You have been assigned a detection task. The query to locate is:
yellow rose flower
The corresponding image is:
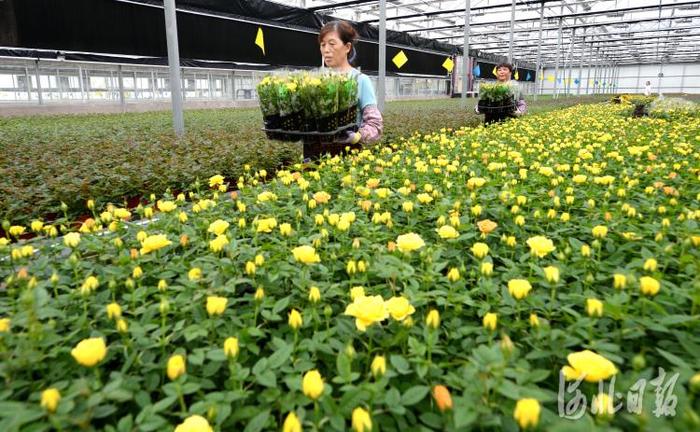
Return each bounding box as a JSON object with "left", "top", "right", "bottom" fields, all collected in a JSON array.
[
  {"left": 186, "top": 267, "right": 202, "bottom": 282},
  {"left": 562, "top": 350, "right": 617, "bottom": 382},
  {"left": 40, "top": 388, "right": 61, "bottom": 413},
  {"left": 302, "top": 369, "right": 324, "bottom": 400},
  {"left": 209, "top": 235, "right": 229, "bottom": 253},
  {"left": 508, "top": 279, "right": 532, "bottom": 300},
  {"left": 9, "top": 225, "right": 26, "bottom": 237},
  {"left": 174, "top": 415, "right": 213, "bottom": 432},
  {"left": 513, "top": 398, "right": 541, "bottom": 429},
  {"left": 206, "top": 296, "right": 227, "bottom": 316},
  {"left": 80, "top": 275, "right": 99, "bottom": 295},
  {"left": 71, "top": 337, "right": 107, "bottom": 367},
  {"left": 396, "top": 233, "right": 425, "bottom": 253},
  {"left": 640, "top": 276, "right": 661, "bottom": 296},
  {"left": 167, "top": 354, "right": 186, "bottom": 380},
  {"left": 526, "top": 236, "right": 556, "bottom": 258},
  {"left": 437, "top": 225, "right": 459, "bottom": 239},
  {"left": 140, "top": 234, "right": 172, "bottom": 255},
  {"left": 279, "top": 223, "right": 293, "bottom": 236},
  {"left": 63, "top": 232, "right": 81, "bottom": 248},
  {"left": 352, "top": 407, "right": 372, "bottom": 432},
  {"left": 292, "top": 245, "right": 321, "bottom": 264},
  {"left": 207, "top": 219, "right": 229, "bottom": 236},
  {"left": 471, "top": 242, "right": 489, "bottom": 259},
  {"left": 384, "top": 296, "right": 416, "bottom": 321},
  {"left": 208, "top": 174, "right": 224, "bottom": 187},
  {"left": 344, "top": 295, "right": 389, "bottom": 331},
  {"left": 477, "top": 219, "right": 498, "bottom": 234},
  {"left": 157, "top": 200, "right": 177, "bottom": 213},
  {"left": 592, "top": 225, "right": 608, "bottom": 238}
]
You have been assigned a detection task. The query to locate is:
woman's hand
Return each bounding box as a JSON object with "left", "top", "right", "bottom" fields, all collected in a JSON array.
[{"left": 336, "top": 130, "right": 361, "bottom": 145}]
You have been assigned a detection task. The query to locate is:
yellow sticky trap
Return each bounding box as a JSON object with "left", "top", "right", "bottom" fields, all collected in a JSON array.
[
  {"left": 492, "top": 65, "right": 498, "bottom": 76},
  {"left": 442, "top": 57, "right": 454, "bottom": 73},
  {"left": 547, "top": 75, "right": 555, "bottom": 82},
  {"left": 392, "top": 50, "right": 408, "bottom": 69},
  {"left": 255, "top": 27, "right": 265, "bottom": 55},
  {"left": 514, "top": 70, "right": 519, "bottom": 80}
]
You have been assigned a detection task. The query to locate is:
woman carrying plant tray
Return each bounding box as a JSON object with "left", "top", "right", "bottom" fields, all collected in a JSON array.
[
  {"left": 475, "top": 62, "right": 527, "bottom": 125},
  {"left": 303, "top": 20, "right": 384, "bottom": 161}
]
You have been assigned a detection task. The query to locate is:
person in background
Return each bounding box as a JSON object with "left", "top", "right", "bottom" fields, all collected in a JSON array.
[
  {"left": 304, "top": 20, "right": 383, "bottom": 161},
  {"left": 644, "top": 80, "right": 652, "bottom": 96},
  {"left": 475, "top": 62, "right": 527, "bottom": 124}
]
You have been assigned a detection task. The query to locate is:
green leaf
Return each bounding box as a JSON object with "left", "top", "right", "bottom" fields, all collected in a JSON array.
[
  {"left": 401, "top": 385, "right": 430, "bottom": 406},
  {"left": 243, "top": 409, "right": 270, "bottom": 432},
  {"left": 267, "top": 342, "right": 293, "bottom": 369}
]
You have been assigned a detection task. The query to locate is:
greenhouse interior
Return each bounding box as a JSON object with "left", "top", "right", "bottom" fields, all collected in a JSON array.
[{"left": 0, "top": 0, "right": 699, "bottom": 431}]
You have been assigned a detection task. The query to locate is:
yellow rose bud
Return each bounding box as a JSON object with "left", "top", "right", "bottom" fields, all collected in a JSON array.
[
  {"left": 132, "top": 266, "right": 143, "bottom": 279},
  {"left": 643, "top": 258, "right": 658, "bottom": 272},
  {"left": 613, "top": 273, "right": 627, "bottom": 289},
  {"left": 483, "top": 313, "right": 498, "bottom": 331},
  {"left": 224, "top": 337, "right": 239, "bottom": 358},
  {"left": 302, "top": 369, "right": 324, "bottom": 400},
  {"left": 116, "top": 318, "right": 128, "bottom": 333},
  {"left": 426, "top": 309, "right": 440, "bottom": 329},
  {"left": 529, "top": 313, "right": 540, "bottom": 327},
  {"left": 0, "top": 317, "right": 10, "bottom": 332},
  {"left": 292, "top": 245, "right": 321, "bottom": 264},
  {"left": 308, "top": 286, "right": 321, "bottom": 303},
  {"left": 288, "top": 309, "right": 303, "bottom": 330},
  {"left": 158, "top": 279, "right": 168, "bottom": 291},
  {"left": 352, "top": 407, "right": 372, "bottom": 432},
  {"left": 188, "top": 267, "right": 202, "bottom": 281},
  {"left": 254, "top": 287, "right": 265, "bottom": 302},
  {"left": 63, "top": 232, "right": 81, "bottom": 248},
  {"left": 586, "top": 298, "right": 604, "bottom": 317},
  {"left": 592, "top": 225, "right": 608, "bottom": 238},
  {"left": 106, "top": 302, "right": 122, "bottom": 320},
  {"left": 447, "top": 267, "right": 460, "bottom": 282},
  {"left": 481, "top": 262, "right": 494, "bottom": 276},
  {"left": 282, "top": 412, "right": 301, "bottom": 432},
  {"left": 640, "top": 276, "right": 661, "bottom": 296},
  {"left": 514, "top": 398, "right": 541, "bottom": 429},
  {"left": 167, "top": 354, "right": 186, "bottom": 380},
  {"left": 371, "top": 355, "right": 386, "bottom": 378},
  {"left": 543, "top": 266, "right": 559, "bottom": 283},
  {"left": 591, "top": 392, "right": 615, "bottom": 417},
  {"left": 40, "top": 388, "right": 61, "bottom": 413}
]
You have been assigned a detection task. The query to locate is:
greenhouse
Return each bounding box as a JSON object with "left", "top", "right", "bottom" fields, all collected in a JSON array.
[{"left": 0, "top": 0, "right": 699, "bottom": 431}]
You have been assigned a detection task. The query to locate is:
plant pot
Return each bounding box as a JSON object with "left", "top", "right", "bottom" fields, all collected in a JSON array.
[{"left": 478, "top": 98, "right": 516, "bottom": 115}]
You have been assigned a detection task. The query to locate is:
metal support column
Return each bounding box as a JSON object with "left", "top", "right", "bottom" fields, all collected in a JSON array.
[
  {"left": 533, "top": 0, "right": 545, "bottom": 100},
  {"left": 461, "top": 0, "right": 471, "bottom": 105},
  {"left": 553, "top": 13, "right": 564, "bottom": 99},
  {"left": 34, "top": 60, "right": 43, "bottom": 105},
  {"left": 78, "top": 66, "right": 85, "bottom": 101},
  {"left": 635, "top": 64, "right": 641, "bottom": 94},
  {"left": 164, "top": 0, "right": 185, "bottom": 136},
  {"left": 584, "top": 42, "right": 591, "bottom": 95},
  {"left": 231, "top": 71, "right": 236, "bottom": 100},
  {"left": 680, "top": 64, "right": 687, "bottom": 93},
  {"left": 151, "top": 71, "right": 157, "bottom": 100},
  {"left": 84, "top": 68, "right": 91, "bottom": 100},
  {"left": 565, "top": 28, "right": 576, "bottom": 96},
  {"left": 377, "top": 0, "right": 387, "bottom": 111},
  {"left": 117, "top": 65, "right": 126, "bottom": 111},
  {"left": 577, "top": 33, "right": 585, "bottom": 95},
  {"left": 24, "top": 66, "right": 31, "bottom": 102},
  {"left": 508, "top": 0, "right": 516, "bottom": 62},
  {"left": 56, "top": 68, "right": 62, "bottom": 100}
]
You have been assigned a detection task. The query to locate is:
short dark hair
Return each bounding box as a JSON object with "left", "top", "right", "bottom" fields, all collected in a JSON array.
[
  {"left": 319, "top": 20, "right": 359, "bottom": 64},
  {"left": 496, "top": 63, "right": 514, "bottom": 72}
]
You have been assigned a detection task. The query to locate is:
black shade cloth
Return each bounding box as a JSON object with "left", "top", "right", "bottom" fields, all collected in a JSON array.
[{"left": 0, "top": 0, "right": 463, "bottom": 76}]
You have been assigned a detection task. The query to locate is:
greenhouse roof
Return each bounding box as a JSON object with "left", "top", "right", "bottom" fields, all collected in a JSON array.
[{"left": 287, "top": 0, "right": 700, "bottom": 65}]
